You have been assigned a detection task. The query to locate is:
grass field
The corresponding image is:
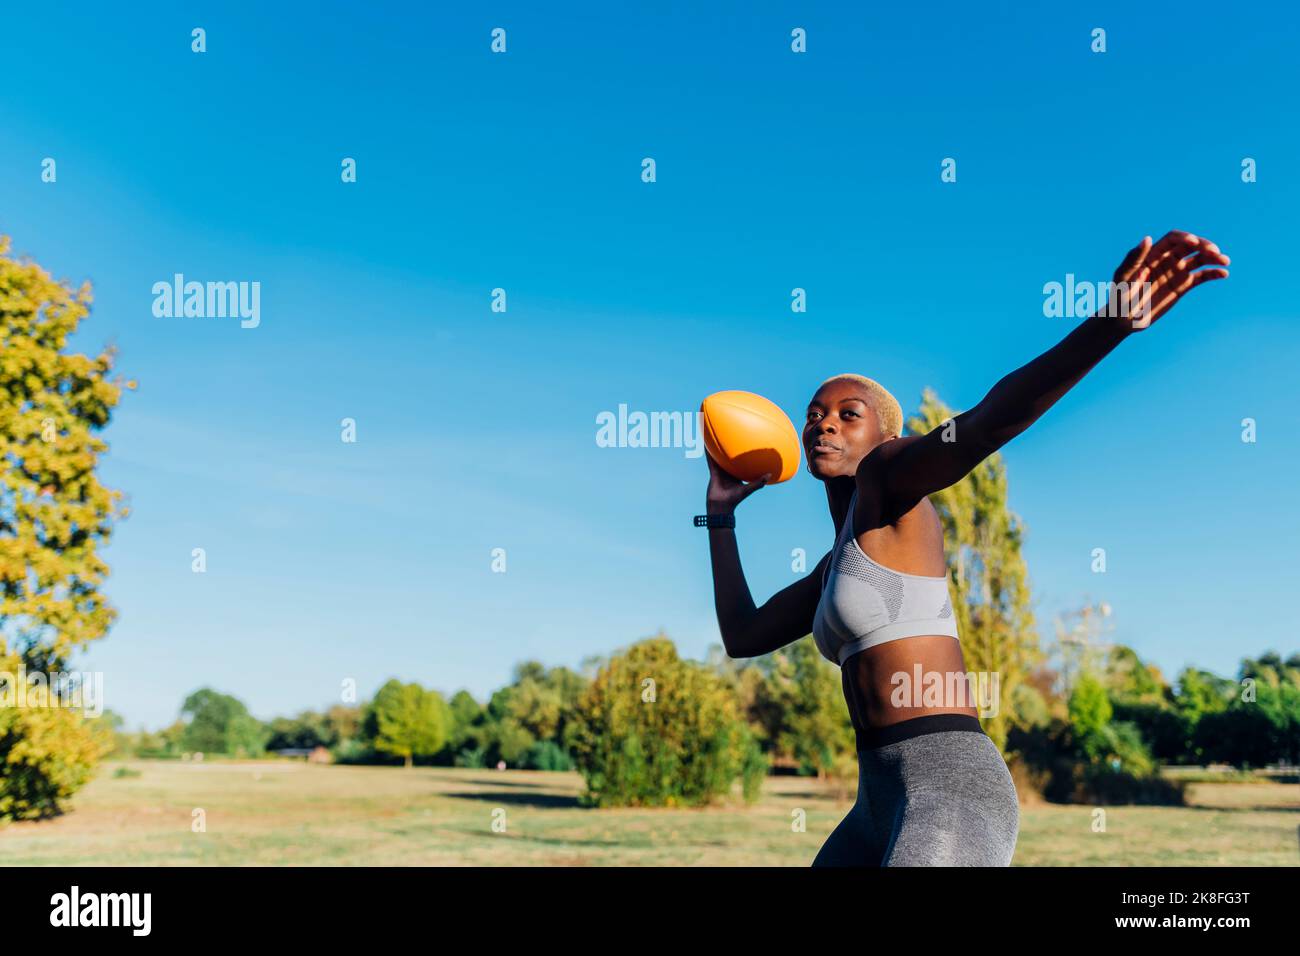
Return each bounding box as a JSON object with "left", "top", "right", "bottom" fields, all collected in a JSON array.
[{"left": 1, "top": 760, "right": 1296, "bottom": 866}]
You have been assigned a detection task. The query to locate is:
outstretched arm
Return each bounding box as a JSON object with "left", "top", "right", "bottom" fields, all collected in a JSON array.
[{"left": 863, "top": 230, "right": 1230, "bottom": 524}]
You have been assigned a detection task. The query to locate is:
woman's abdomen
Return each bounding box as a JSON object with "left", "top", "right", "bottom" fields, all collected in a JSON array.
[{"left": 842, "top": 636, "right": 981, "bottom": 733}]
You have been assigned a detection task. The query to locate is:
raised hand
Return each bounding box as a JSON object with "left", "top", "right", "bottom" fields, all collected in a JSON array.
[
  {"left": 1108, "top": 230, "right": 1230, "bottom": 330},
  {"left": 705, "top": 451, "right": 769, "bottom": 516}
]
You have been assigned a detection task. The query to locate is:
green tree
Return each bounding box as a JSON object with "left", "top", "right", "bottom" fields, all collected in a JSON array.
[
  {"left": 446, "top": 689, "right": 487, "bottom": 765},
  {"left": 1101, "top": 644, "right": 1193, "bottom": 763},
  {"left": 905, "top": 389, "right": 1040, "bottom": 749},
  {"left": 364, "top": 680, "right": 449, "bottom": 768},
  {"left": 1068, "top": 672, "right": 1113, "bottom": 762},
  {"left": 484, "top": 662, "right": 587, "bottom": 769},
  {"left": 0, "top": 237, "right": 129, "bottom": 664},
  {"left": 1194, "top": 674, "right": 1300, "bottom": 767},
  {"left": 1103, "top": 645, "right": 1168, "bottom": 706},
  {"left": 1173, "top": 667, "right": 1235, "bottom": 727},
  {"left": 0, "top": 237, "right": 129, "bottom": 818},
  {"left": 738, "top": 638, "right": 853, "bottom": 778},
  {"left": 1109, "top": 699, "right": 1193, "bottom": 763},
  {"left": 484, "top": 686, "right": 535, "bottom": 766},
  {"left": 179, "top": 688, "right": 268, "bottom": 757},
  {"left": 448, "top": 690, "right": 483, "bottom": 740},
  {"left": 158, "top": 719, "right": 186, "bottom": 756},
  {"left": 567, "top": 633, "right": 763, "bottom": 807},
  {"left": 1240, "top": 651, "right": 1300, "bottom": 691},
  {"left": 265, "top": 710, "right": 332, "bottom": 750},
  {"left": 324, "top": 704, "right": 361, "bottom": 747}
]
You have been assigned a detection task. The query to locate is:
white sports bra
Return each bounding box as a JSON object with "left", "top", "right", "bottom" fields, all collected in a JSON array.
[{"left": 812, "top": 488, "right": 959, "bottom": 666}]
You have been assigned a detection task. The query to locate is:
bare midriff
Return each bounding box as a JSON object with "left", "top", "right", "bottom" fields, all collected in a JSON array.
[{"left": 841, "top": 635, "right": 979, "bottom": 731}]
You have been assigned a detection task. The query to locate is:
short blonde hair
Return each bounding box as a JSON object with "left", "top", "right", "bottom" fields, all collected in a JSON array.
[{"left": 818, "top": 373, "right": 903, "bottom": 439}]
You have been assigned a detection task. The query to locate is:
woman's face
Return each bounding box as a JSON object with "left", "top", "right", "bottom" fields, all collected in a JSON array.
[{"left": 803, "top": 380, "right": 885, "bottom": 480}]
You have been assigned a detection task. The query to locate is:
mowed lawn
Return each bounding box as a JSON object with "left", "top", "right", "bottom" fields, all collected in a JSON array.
[{"left": 1, "top": 760, "right": 1296, "bottom": 866}]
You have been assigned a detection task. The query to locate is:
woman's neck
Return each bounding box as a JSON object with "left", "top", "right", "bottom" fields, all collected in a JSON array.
[{"left": 824, "top": 475, "right": 856, "bottom": 533}]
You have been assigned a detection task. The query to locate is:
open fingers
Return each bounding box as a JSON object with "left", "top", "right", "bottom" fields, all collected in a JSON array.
[
  {"left": 1193, "top": 238, "right": 1226, "bottom": 260},
  {"left": 1143, "top": 232, "right": 1202, "bottom": 278},
  {"left": 1136, "top": 266, "right": 1228, "bottom": 325},
  {"left": 1146, "top": 230, "right": 1200, "bottom": 264},
  {"left": 1134, "top": 237, "right": 1226, "bottom": 290},
  {"left": 1179, "top": 247, "right": 1230, "bottom": 271},
  {"left": 1166, "top": 264, "right": 1229, "bottom": 295},
  {"left": 1144, "top": 245, "right": 1229, "bottom": 293}
]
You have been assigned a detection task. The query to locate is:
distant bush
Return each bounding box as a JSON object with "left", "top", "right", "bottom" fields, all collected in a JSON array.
[
  {"left": 739, "top": 736, "right": 769, "bottom": 803},
  {"left": 524, "top": 739, "right": 573, "bottom": 772},
  {"left": 453, "top": 745, "right": 487, "bottom": 769},
  {"left": 1193, "top": 684, "right": 1300, "bottom": 768},
  {"left": 1007, "top": 717, "right": 1184, "bottom": 806},
  {"left": 331, "top": 737, "right": 376, "bottom": 765},
  {"left": 1110, "top": 701, "right": 1194, "bottom": 763},
  {"left": 1070, "top": 763, "right": 1186, "bottom": 805},
  {"left": 567, "top": 635, "right": 760, "bottom": 808}
]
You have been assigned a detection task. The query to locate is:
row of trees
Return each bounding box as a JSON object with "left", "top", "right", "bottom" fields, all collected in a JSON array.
[
  {"left": 97, "top": 637, "right": 1300, "bottom": 810},
  {"left": 105, "top": 665, "right": 591, "bottom": 773}
]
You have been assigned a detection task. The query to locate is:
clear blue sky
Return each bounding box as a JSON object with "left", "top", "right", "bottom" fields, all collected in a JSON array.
[{"left": 2, "top": 2, "right": 1296, "bottom": 729}]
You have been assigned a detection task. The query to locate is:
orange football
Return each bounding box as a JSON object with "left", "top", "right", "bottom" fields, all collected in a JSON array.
[{"left": 700, "top": 390, "right": 801, "bottom": 483}]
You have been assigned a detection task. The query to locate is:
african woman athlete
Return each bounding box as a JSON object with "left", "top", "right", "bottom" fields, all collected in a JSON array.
[{"left": 701, "top": 231, "right": 1229, "bottom": 865}]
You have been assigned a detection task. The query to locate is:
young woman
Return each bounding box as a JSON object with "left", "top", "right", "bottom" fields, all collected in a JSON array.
[{"left": 702, "top": 231, "right": 1229, "bottom": 866}]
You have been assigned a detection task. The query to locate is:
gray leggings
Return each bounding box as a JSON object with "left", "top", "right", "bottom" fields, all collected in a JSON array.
[{"left": 813, "top": 715, "right": 1020, "bottom": 867}]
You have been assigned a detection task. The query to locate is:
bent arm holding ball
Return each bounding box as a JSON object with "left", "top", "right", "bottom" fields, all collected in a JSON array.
[
  {"left": 859, "top": 231, "right": 1229, "bottom": 527},
  {"left": 705, "top": 455, "right": 829, "bottom": 657}
]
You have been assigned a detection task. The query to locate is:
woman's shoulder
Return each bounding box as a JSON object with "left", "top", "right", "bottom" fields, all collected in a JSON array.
[{"left": 852, "top": 470, "right": 940, "bottom": 536}]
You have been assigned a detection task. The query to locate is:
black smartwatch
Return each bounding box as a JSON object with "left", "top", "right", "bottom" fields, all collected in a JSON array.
[{"left": 694, "top": 513, "right": 735, "bottom": 529}]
